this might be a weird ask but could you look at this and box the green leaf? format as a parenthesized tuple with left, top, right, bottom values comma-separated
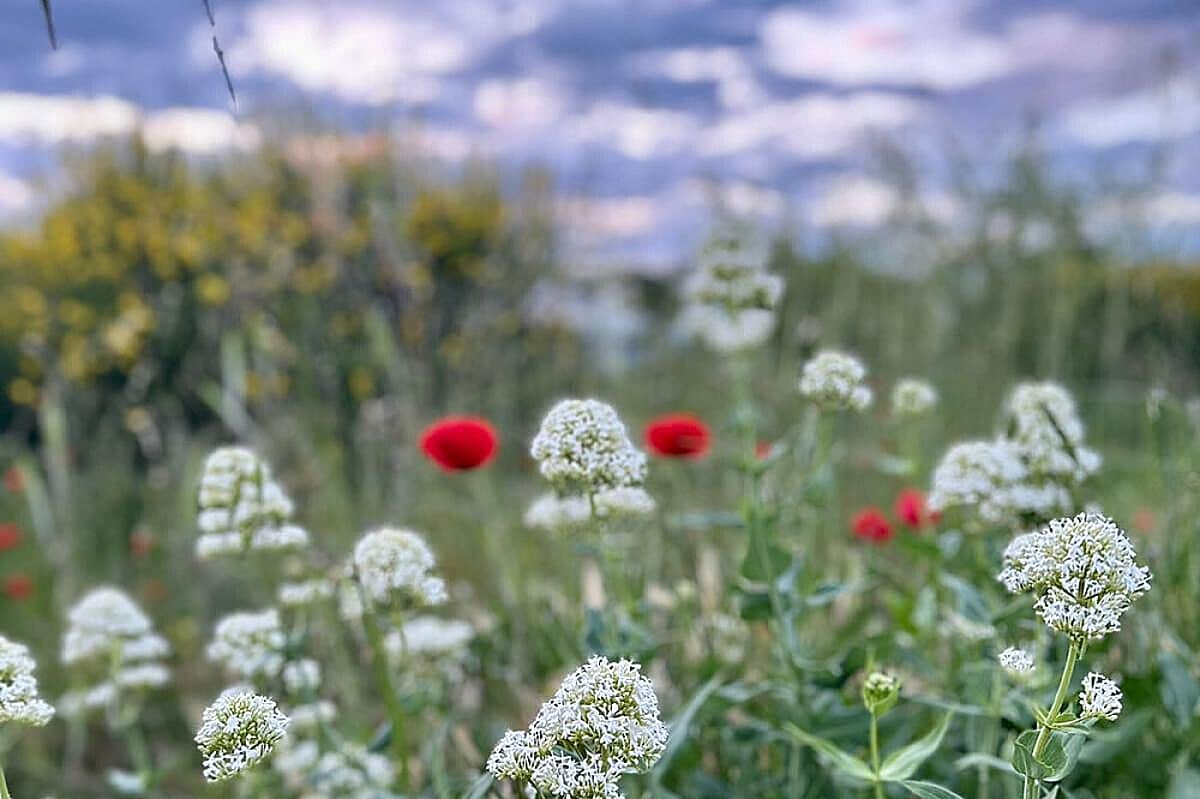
(1160, 652, 1200, 730)
(783, 723, 875, 782)
(464, 773, 494, 799)
(901, 780, 966, 799)
(1010, 730, 1070, 780)
(652, 676, 726, 781)
(954, 753, 1016, 775)
(880, 714, 953, 781)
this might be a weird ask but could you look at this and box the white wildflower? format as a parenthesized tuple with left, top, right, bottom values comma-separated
(0, 635, 55, 727)
(288, 700, 336, 731)
(1004, 382, 1101, 483)
(892, 378, 938, 417)
(196, 446, 308, 559)
(523, 493, 592, 531)
(114, 663, 171, 690)
(195, 690, 289, 782)
(282, 660, 321, 696)
(594, 486, 657, 518)
(351, 527, 447, 607)
(681, 305, 777, 354)
(998, 647, 1035, 675)
(278, 578, 335, 608)
(929, 439, 1070, 526)
(207, 609, 286, 680)
(798, 350, 872, 411)
(303, 743, 396, 797)
(1078, 672, 1122, 722)
(999, 513, 1151, 640)
(530, 399, 648, 493)
(486, 656, 667, 791)
(384, 616, 474, 660)
(62, 587, 155, 664)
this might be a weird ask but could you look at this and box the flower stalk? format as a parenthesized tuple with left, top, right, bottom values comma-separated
(1022, 640, 1081, 799)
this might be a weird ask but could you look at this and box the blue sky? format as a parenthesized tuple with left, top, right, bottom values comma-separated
(2, 0, 1198, 266)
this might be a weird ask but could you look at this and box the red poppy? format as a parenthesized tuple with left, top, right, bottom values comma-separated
(851, 507, 893, 544)
(0, 523, 22, 551)
(130, 529, 155, 558)
(894, 488, 938, 530)
(3, 573, 33, 601)
(645, 413, 711, 459)
(419, 416, 499, 471)
(3, 468, 22, 494)
(1132, 507, 1157, 534)
(755, 440, 774, 460)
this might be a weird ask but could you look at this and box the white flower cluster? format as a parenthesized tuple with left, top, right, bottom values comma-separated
(278, 577, 336, 608)
(524, 487, 656, 532)
(531, 399, 648, 494)
(487, 656, 668, 798)
(196, 446, 309, 559)
(352, 527, 447, 608)
(282, 659, 322, 697)
(998, 647, 1035, 675)
(999, 513, 1152, 641)
(207, 609, 287, 680)
(891, 378, 938, 417)
(681, 234, 781, 354)
(928, 439, 1071, 526)
(60, 588, 170, 712)
(276, 738, 395, 798)
(0, 635, 55, 727)
(1078, 672, 1123, 722)
(798, 350, 873, 411)
(1005, 382, 1101, 483)
(195, 689, 289, 782)
(929, 382, 1102, 527)
(384, 616, 474, 661)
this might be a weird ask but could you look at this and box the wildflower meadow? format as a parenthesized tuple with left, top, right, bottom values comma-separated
(3, 3, 1200, 797)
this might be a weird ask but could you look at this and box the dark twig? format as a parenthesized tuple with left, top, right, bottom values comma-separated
(201, 0, 237, 108)
(40, 0, 58, 49)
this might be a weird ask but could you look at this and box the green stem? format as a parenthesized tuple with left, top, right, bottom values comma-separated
(1022, 640, 1081, 799)
(0, 763, 11, 799)
(361, 602, 410, 793)
(870, 712, 884, 799)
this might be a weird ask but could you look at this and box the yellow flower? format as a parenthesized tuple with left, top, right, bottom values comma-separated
(196, 273, 232, 306)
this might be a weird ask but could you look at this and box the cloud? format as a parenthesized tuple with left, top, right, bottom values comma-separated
(474, 78, 567, 130)
(760, 2, 1133, 92)
(810, 173, 960, 228)
(227, 0, 552, 106)
(634, 47, 767, 110)
(1056, 80, 1200, 147)
(0, 93, 258, 152)
(568, 101, 701, 160)
(761, 1, 1013, 90)
(0, 171, 33, 218)
(698, 92, 924, 159)
(0, 93, 139, 145)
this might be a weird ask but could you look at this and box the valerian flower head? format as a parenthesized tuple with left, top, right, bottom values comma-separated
(1004, 382, 1101, 483)
(281, 659, 321, 697)
(682, 305, 777, 354)
(385, 616, 474, 661)
(352, 527, 447, 607)
(798, 350, 872, 411)
(196, 446, 309, 559)
(1078, 672, 1123, 722)
(523, 493, 592, 531)
(861, 671, 901, 716)
(998, 647, 1035, 676)
(278, 578, 336, 608)
(891, 378, 939, 417)
(0, 635, 55, 727)
(487, 656, 668, 795)
(207, 609, 286, 680)
(61, 588, 171, 710)
(999, 513, 1151, 641)
(195, 690, 289, 782)
(531, 399, 648, 494)
(928, 439, 1071, 526)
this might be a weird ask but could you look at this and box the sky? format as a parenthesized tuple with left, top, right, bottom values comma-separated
(1, 0, 1199, 268)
